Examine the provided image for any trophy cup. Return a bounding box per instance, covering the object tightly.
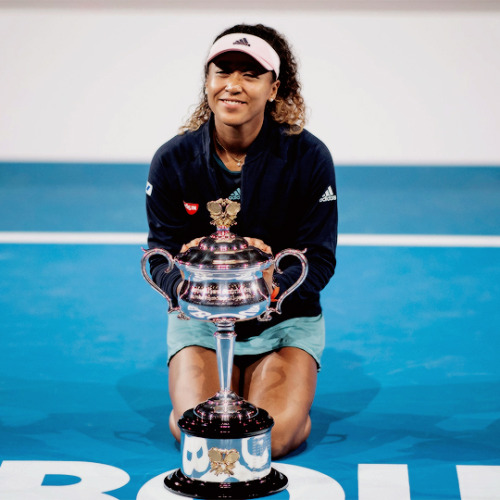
[141,199,308,499]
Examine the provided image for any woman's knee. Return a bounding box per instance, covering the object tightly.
[271,412,311,458]
[169,410,181,442]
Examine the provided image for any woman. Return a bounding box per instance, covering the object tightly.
[146,24,337,458]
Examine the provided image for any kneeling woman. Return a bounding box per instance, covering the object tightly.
[146,23,338,458]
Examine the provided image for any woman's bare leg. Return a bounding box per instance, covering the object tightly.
[168,346,241,441]
[243,347,317,458]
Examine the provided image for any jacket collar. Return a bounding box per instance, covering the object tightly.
[200,113,275,166]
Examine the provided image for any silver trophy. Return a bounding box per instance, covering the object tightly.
[141,199,308,499]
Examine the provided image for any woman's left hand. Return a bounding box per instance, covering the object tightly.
[244,237,274,293]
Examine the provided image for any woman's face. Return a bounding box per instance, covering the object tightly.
[206,52,280,132]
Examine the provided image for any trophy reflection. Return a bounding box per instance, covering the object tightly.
[141,199,308,499]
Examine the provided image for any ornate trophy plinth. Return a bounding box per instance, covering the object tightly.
[141,199,308,499]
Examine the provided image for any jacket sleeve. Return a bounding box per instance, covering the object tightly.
[273,139,338,302]
[145,147,185,306]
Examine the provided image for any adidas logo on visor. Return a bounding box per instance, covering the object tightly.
[233,38,251,47]
[319,186,337,202]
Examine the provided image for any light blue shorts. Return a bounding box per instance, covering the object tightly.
[166,314,325,370]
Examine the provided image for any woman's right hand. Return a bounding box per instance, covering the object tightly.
[180,237,203,254]
[176,237,203,296]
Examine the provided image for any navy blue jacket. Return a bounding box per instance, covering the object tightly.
[146,115,337,339]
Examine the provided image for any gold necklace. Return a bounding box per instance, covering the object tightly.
[215,136,246,168]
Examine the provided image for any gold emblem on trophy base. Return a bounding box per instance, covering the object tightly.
[208,447,240,476]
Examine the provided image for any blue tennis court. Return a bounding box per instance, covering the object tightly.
[1,163,499,499]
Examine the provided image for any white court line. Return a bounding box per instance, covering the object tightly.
[0,232,147,245]
[339,234,500,247]
[0,232,500,247]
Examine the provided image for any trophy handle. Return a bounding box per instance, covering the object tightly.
[141,247,184,316]
[259,248,308,321]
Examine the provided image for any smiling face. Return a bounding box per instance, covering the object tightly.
[205,52,280,135]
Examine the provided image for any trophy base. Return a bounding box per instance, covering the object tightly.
[173,401,287,498]
[164,467,288,499]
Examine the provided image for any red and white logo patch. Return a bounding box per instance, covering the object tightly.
[183,201,199,215]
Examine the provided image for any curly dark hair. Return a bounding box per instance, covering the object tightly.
[180,24,306,135]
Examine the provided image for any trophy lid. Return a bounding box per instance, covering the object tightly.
[175,199,272,270]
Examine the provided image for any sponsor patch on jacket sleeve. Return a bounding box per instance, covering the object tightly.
[183,201,199,215]
[146,182,153,196]
[319,185,337,202]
